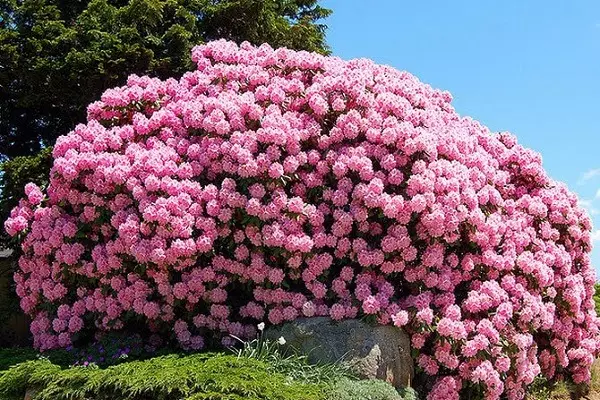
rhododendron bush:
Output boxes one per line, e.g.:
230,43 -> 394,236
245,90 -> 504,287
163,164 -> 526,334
5,40 -> 600,399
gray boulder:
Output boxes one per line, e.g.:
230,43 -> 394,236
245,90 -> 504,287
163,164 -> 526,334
266,317 -> 413,389
24,388 -> 38,400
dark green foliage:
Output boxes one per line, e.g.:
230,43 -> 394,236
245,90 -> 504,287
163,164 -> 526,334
0,347 -> 72,370
325,378 -> 419,400
0,348 -> 40,370
198,1 -> 331,55
68,332 -> 148,367
0,353 -> 328,400
0,252 -> 27,347
594,283 -> 600,315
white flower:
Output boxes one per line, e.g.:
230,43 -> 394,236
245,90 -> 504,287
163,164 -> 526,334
257,322 -> 265,331
277,336 -> 286,345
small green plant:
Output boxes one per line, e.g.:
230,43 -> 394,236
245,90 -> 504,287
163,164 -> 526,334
0,347 -> 72,371
230,323 -> 352,385
0,348 -> 39,371
594,283 -> 600,315
326,378 -> 419,400
525,375 -> 592,400
526,377 -> 558,400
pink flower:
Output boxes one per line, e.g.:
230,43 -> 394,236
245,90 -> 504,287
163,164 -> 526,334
68,316 -> 83,333
302,301 -> 316,317
392,310 -> 409,327
362,295 -> 381,314
24,183 -> 44,205
428,376 -> 461,400
4,40 -> 598,399
329,303 -> 345,320
268,163 -> 284,179
416,307 -> 434,325
437,318 -> 467,340
143,302 -> 160,319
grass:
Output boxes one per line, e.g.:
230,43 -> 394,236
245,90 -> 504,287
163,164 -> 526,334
229,329 -> 353,385
527,361 -> 600,400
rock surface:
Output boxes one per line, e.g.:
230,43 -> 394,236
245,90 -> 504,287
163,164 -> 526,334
24,388 -> 38,400
266,317 -> 413,389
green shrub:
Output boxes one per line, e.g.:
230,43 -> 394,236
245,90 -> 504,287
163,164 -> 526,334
0,348 -> 38,371
0,333 -> 417,400
594,283 -> 600,315
0,347 -> 71,371
0,353 -> 326,400
0,347 -> 418,400
326,378 -> 418,400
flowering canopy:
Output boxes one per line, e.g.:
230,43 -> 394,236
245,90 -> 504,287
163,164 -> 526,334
5,40 -> 599,400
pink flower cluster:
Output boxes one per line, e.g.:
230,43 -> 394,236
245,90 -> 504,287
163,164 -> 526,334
5,40 -> 599,399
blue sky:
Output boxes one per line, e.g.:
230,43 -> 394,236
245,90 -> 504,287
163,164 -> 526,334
322,0 -> 600,276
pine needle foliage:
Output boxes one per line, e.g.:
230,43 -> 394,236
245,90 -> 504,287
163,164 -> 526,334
0,353 -> 327,400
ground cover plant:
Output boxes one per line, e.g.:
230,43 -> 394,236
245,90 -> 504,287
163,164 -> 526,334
5,40 -> 599,399
0,353 -> 326,400
0,337 -> 418,400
